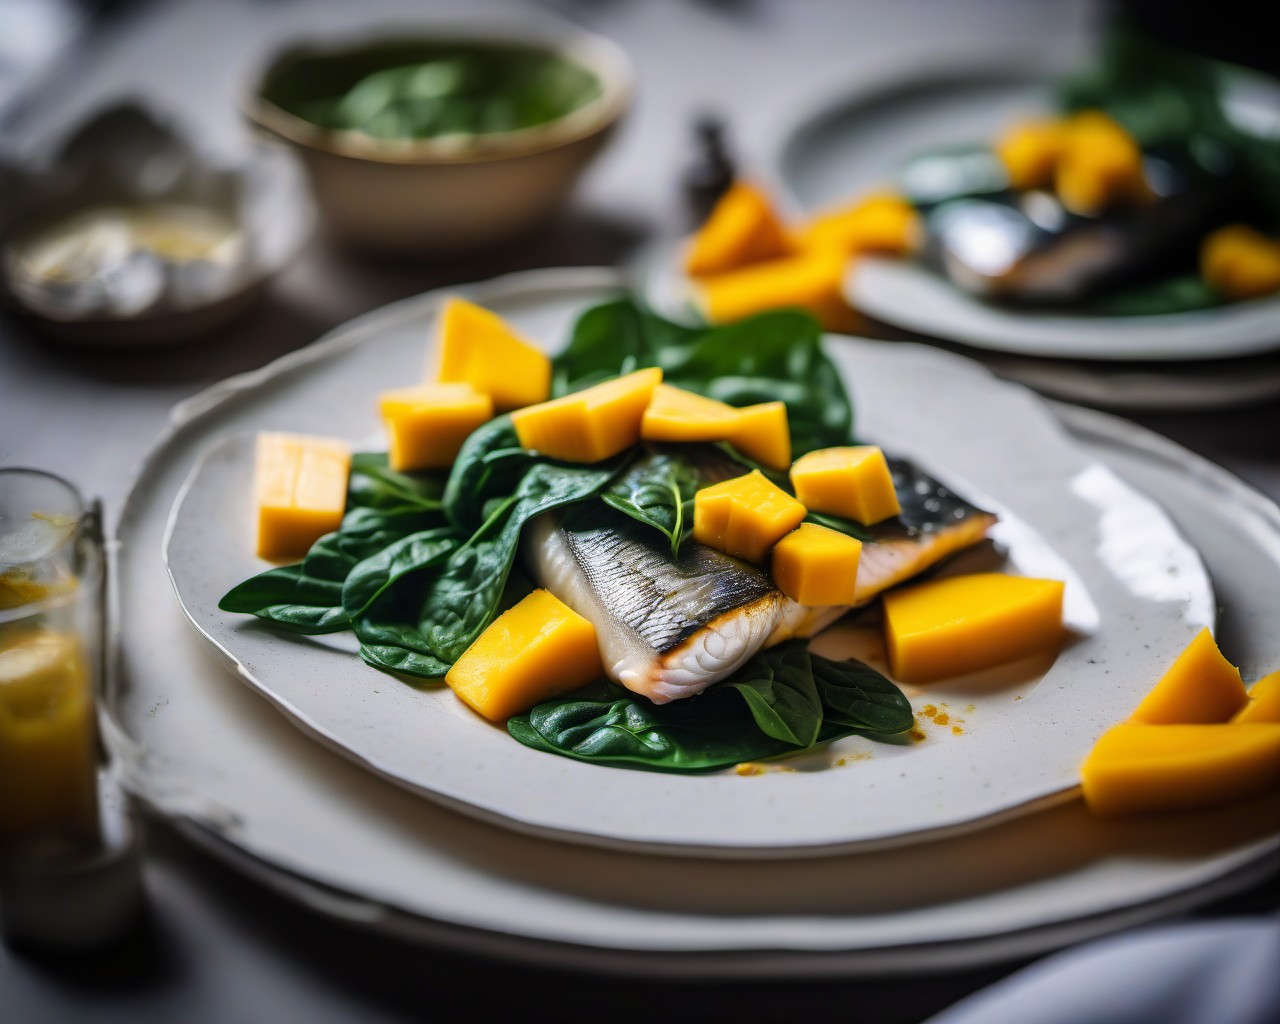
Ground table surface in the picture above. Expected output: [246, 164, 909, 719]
[2, 0, 1277, 1020]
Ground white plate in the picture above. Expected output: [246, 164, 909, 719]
[106, 268, 1280, 976]
[767, 55, 1280, 363]
[157, 268, 1210, 857]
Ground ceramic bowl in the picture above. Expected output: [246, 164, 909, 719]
[242, 23, 633, 255]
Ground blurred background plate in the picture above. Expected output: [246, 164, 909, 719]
[106, 268, 1280, 976]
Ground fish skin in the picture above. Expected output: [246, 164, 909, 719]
[525, 452, 996, 704]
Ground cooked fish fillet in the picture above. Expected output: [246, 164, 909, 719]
[524, 455, 996, 703]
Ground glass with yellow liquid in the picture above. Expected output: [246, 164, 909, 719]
[0, 469, 104, 859]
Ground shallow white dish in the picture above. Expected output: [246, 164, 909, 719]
[106, 267, 1280, 976]
[158, 267, 1210, 857]
[768, 55, 1280, 363]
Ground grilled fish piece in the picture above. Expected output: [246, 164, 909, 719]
[524, 453, 996, 704]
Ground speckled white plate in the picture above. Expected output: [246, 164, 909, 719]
[766, 53, 1280, 364]
[106, 268, 1280, 975]
[157, 267, 1211, 857]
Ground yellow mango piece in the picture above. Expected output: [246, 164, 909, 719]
[640, 384, 740, 443]
[1080, 723, 1280, 816]
[445, 590, 603, 722]
[882, 573, 1065, 683]
[693, 470, 807, 564]
[1055, 110, 1148, 215]
[378, 383, 494, 472]
[729, 401, 791, 471]
[994, 120, 1067, 191]
[790, 446, 900, 526]
[771, 523, 862, 606]
[255, 433, 351, 560]
[696, 248, 857, 332]
[435, 297, 551, 411]
[511, 368, 662, 463]
[1235, 671, 1280, 724]
[684, 181, 794, 277]
[1128, 627, 1247, 724]
[1201, 225, 1280, 301]
[800, 193, 921, 256]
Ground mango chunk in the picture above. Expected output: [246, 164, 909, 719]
[693, 470, 807, 564]
[445, 590, 603, 722]
[435, 297, 551, 411]
[771, 523, 862, 606]
[640, 384, 740, 443]
[684, 181, 794, 277]
[882, 573, 1065, 683]
[1055, 110, 1148, 215]
[696, 249, 856, 332]
[511, 368, 662, 463]
[1201, 225, 1280, 301]
[1128, 628, 1247, 724]
[994, 119, 1066, 191]
[1235, 671, 1280, 724]
[378, 383, 494, 472]
[255, 433, 351, 560]
[1080, 723, 1280, 816]
[729, 401, 791, 471]
[800, 193, 921, 256]
[790, 446, 900, 526]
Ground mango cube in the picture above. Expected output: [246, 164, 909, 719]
[255, 433, 351, 560]
[800, 193, 921, 256]
[684, 181, 794, 277]
[378, 383, 493, 472]
[435, 297, 551, 411]
[640, 384, 741, 443]
[994, 120, 1066, 191]
[1055, 110, 1148, 215]
[1234, 671, 1280, 724]
[882, 573, 1065, 683]
[730, 401, 791, 471]
[696, 248, 856, 332]
[790, 446, 900, 526]
[771, 523, 862, 606]
[445, 590, 603, 722]
[1201, 225, 1280, 301]
[693, 470, 807, 564]
[1127, 628, 1247, 724]
[511, 368, 662, 463]
[1080, 723, 1280, 816]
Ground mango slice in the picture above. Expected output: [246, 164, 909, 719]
[1234, 671, 1280, 724]
[693, 470, 807, 564]
[790, 445, 900, 526]
[800, 193, 921, 256]
[1128, 628, 1247, 724]
[882, 573, 1065, 683]
[640, 384, 741, 443]
[378, 383, 493, 472]
[696, 248, 856, 332]
[771, 523, 862, 606]
[684, 181, 794, 277]
[511, 368, 662, 463]
[255, 433, 351, 560]
[1080, 723, 1280, 816]
[435, 297, 551, 411]
[1055, 110, 1148, 215]
[730, 401, 791, 471]
[994, 119, 1066, 191]
[445, 590, 603, 722]
[1201, 225, 1280, 301]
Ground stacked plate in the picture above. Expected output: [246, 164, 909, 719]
[106, 267, 1280, 978]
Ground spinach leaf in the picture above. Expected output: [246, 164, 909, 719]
[348, 452, 447, 512]
[600, 448, 703, 556]
[509, 644, 913, 773]
[554, 299, 855, 455]
[804, 510, 874, 543]
[341, 527, 462, 620]
[1088, 273, 1223, 316]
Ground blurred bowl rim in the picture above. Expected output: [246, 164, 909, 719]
[241, 19, 634, 166]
